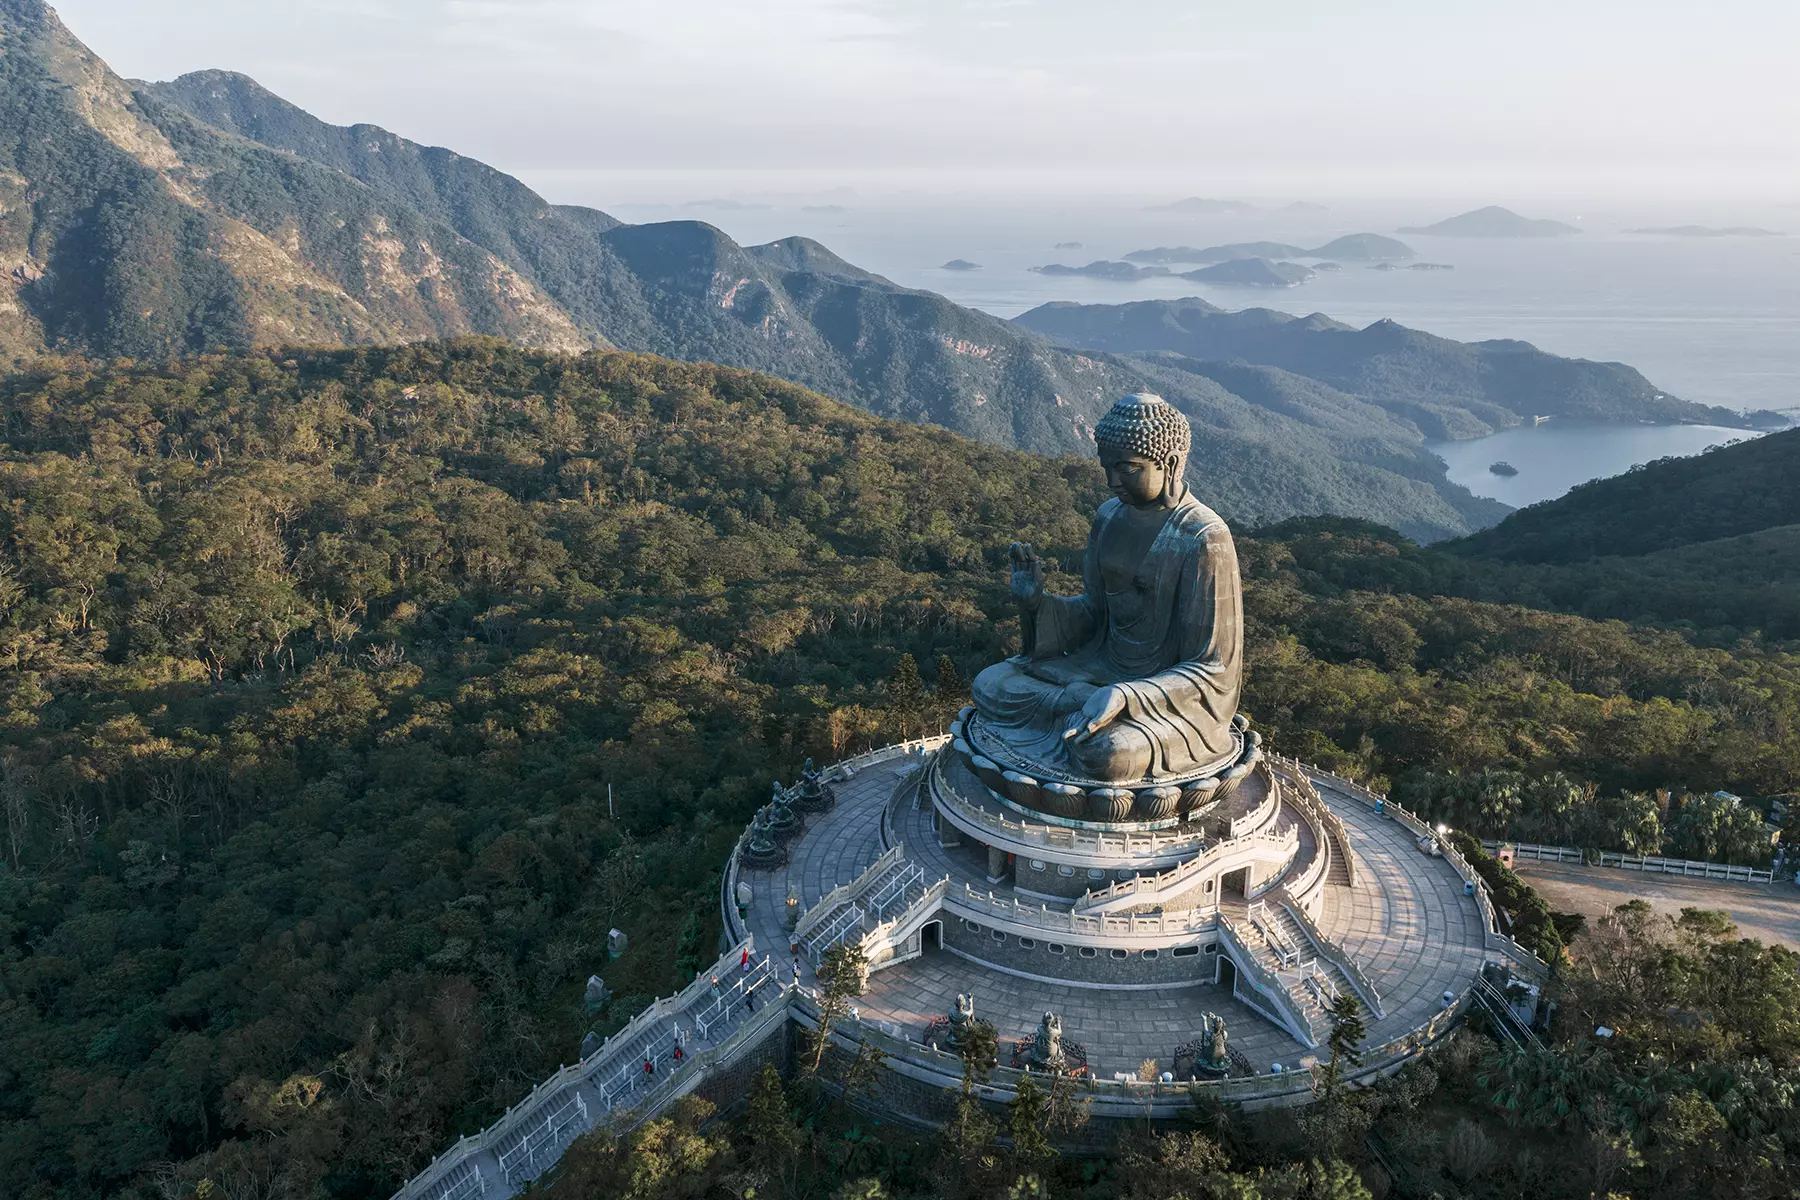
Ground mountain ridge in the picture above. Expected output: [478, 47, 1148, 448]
[1013, 297, 1776, 439]
[0, 0, 1769, 544]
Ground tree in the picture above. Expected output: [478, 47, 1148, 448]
[885, 653, 926, 737]
[805, 943, 869, 1077]
[936, 655, 967, 705]
[1308, 993, 1367, 1155]
[1006, 1072, 1055, 1174]
[743, 1065, 799, 1173]
[1326, 993, 1367, 1070]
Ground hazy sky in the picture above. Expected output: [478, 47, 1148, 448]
[53, 0, 1800, 204]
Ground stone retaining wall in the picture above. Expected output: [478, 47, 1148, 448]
[942, 914, 1223, 987]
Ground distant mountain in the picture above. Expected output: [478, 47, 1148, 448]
[1126, 235, 1412, 263]
[1029, 261, 1170, 280]
[1054, 241, 1084, 249]
[1448, 427, 1800, 564]
[1626, 225, 1784, 237]
[1309, 233, 1415, 260]
[1012, 297, 1776, 441]
[1180, 258, 1314, 287]
[1399, 206, 1581, 237]
[1148, 197, 1258, 214]
[1126, 242, 1307, 264]
[940, 259, 982, 271]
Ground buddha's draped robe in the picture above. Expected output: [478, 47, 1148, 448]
[971, 493, 1242, 783]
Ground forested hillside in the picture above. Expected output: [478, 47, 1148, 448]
[1, 342, 1798, 1197]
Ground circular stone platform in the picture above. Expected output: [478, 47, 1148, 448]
[731, 735, 1505, 1105]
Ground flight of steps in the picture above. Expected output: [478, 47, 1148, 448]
[1235, 901, 1358, 1029]
[1325, 845, 1353, 888]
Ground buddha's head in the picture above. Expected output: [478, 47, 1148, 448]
[1094, 392, 1191, 508]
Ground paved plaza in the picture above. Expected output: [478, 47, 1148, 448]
[741, 748, 1491, 1081]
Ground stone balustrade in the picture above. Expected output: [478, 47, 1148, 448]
[1274, 889, 1385, 1017]
[392, 937, 771, 1200]
[1272, 756, 1358, 888]
[1071, 822, 1299, 915]
[928, 753, 1212, 865]
[1216, 914, 1320, 1046]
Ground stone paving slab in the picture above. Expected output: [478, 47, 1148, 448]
[741, 748, 1489, 1082]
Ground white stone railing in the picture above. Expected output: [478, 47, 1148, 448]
[953, 882, 1220, 941]
[793, 844, 906, 944]
[858, 876, 951, 967]
[1481, 839, 1773, 884]
[1071, 822, 1298, 915]
[1274, 889, 1384, 1017]
[1296, 763, 1549, 978]
[1217, 913, 1319, 1047]
[392, 936, 762, 1200]
[929, 753, 1210, 862]
[795, 981, 1470, 1115]
[1272, 756, 1358, 888]
[1227, 764, 1282, 839]
[830, 736, 949, 779]
[721, 825, 752, 944]
[1265, 814, 1328, 906]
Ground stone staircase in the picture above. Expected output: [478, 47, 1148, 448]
[1236, 901, 1358, 1029]
[1326, 846, 1353, 889]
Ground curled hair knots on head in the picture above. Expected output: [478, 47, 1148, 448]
[1093, 392, 1192, 461]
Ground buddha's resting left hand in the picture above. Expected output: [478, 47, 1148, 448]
[1063, 684, 1128, 742]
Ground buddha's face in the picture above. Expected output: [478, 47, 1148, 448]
[1100, 447, 1180, 507]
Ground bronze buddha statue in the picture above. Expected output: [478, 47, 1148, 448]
[969, 393, 1243, 786]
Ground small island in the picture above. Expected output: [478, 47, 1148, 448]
[1313, 260, 1342, 271]
[1400, 205, 1581, 237]
[1126, 234, 1412, 264]
[1409, 262, 1455, 271]
[939, 259, 982, 271]
[1054, 241, 1084, 249]
[1489, 461, 1520, 477]
[1126, 241, 1305, 264]
[1029, 260, 1171, 281]
[1309, 233, 1415, 260]
[1181, 257, 1314, 287]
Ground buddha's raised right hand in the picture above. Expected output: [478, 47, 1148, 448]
[1008, 541, 1044, 612]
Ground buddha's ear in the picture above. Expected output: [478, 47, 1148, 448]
[1163, 453, 1187, 501]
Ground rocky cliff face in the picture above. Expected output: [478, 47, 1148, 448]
[0, 0, 591, 359]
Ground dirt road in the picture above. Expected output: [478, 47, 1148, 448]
[1517, 860, 1800, 950]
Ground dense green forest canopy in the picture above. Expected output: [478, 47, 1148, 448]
[1, 342, 1798, 1198]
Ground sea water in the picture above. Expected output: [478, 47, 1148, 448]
[1426, 423, 1759, 509]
